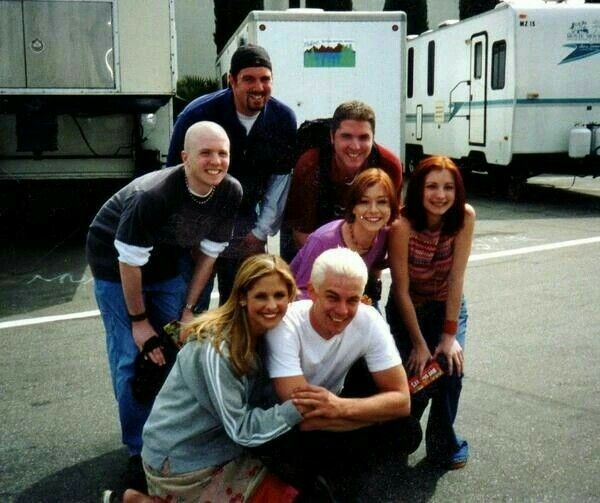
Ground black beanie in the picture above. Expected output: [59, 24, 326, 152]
[230, 44, 272, 75]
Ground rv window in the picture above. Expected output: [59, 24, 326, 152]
[474, 42, 483, 79]
[427, 41, 435, 96]
[491, 40, 506, 90]
[407, 48, 414, 98]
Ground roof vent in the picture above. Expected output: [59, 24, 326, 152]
[438, 19, 459, 28]
[286, 8, 324, 12]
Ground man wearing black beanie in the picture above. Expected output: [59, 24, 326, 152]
[166, 44, 297, 309]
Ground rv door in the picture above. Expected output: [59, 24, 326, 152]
[469, 32, 488, 146]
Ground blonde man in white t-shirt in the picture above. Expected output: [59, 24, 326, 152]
[259, 248, 421, 500]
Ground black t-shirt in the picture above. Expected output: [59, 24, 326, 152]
[86, 165, 243, 283]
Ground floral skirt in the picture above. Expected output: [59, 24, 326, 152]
[144, 454, 267, 503]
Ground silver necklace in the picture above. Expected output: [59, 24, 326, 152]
[343, 170, 360, 186]
[184, 174, 215, 205]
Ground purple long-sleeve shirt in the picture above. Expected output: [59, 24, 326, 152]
[290, 219, 388, 299]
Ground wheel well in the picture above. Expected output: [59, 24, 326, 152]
[404, 145, 423, 176]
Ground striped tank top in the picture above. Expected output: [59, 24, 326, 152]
[408, 227, 455, 305]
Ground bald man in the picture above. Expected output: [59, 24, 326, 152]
[86, 121, 242, 490]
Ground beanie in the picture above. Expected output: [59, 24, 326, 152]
[230, 44, 272, 75]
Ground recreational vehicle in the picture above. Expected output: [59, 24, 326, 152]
[217, 10, 407, 160]
[0, 0, 176, 180]
[405, 1, 600, 190]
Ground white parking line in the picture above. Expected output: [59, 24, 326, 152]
[3, 236, 600, 330]
[0, 309, 101, 330]
[467, 236, 600, 262]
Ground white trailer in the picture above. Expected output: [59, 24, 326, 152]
[405, 0, 600, 186]
[0, 0, 177, 180]
[216, 9, 406, 161]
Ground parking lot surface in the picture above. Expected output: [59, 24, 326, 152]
[1, 175, 599, 502]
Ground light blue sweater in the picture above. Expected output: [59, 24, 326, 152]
[141, 337, 302, 475]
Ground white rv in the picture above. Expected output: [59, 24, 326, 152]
[217, 9, 406, 160]
[405, 1, 600, 186]
[0, 0, 176, 180]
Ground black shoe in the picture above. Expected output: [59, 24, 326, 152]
[400, 415, 424, 455]
[296, 475, 337, 503]
[120, 455, 147, 493]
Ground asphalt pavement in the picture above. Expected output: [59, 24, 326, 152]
[1, 175, 599, 502]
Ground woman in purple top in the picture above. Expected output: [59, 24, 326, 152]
[290, 168, 399, 301]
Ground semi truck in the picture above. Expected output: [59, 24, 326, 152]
[0, 0, 176, 180]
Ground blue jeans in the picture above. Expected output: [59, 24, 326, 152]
[386, 296, 469, 463]
[279, 223, 298, 264]
[180, 255, 239, 313]
[94, 274, 187, 455]
[194, 255, 245, 312]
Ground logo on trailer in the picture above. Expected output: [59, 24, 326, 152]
[560, 20, 600, 64]
[304, 39, 356, 68]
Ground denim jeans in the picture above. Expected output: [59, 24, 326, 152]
[191, 257, 240, 313]
[279, 223, 298, 264]
[385, 296, 469, 463]
[194, 255, 246, 312]
[94, 274, 187, 455]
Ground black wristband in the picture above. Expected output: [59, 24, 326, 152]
[128, 311, 147, 322]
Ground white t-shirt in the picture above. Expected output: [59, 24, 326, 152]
[265, 300, 402, 395]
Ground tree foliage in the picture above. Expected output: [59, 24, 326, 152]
[213, 0, 263, 54]
[174, 76, 220, 118]
[383, 0, 428, 36]
[459, 0, 499, 20]
[306, 0, 353, 10]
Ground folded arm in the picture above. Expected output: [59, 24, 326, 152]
[273, 365, 410, 432]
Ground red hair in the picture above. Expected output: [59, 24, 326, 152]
[344, 168, 399, 224]
[401, 156, 466, 234]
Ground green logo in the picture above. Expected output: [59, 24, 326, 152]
[304, 43, 356, 68]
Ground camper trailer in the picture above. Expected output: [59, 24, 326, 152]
[405, 1, 600, 188]
[0, 0, 176, 180]
[217, 9, 406, 160]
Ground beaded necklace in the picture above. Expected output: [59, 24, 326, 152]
[347, 221, 376, 255]
[184, 174, 215, 205]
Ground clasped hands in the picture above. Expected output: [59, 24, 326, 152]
[291, 384, 350, 431]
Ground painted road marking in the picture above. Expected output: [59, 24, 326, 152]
[467, 236, 600, 262]
[0, 310, 101, 329]
[2, 236, 600, 331]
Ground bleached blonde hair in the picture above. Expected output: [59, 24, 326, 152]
[310, 248, 368, 293]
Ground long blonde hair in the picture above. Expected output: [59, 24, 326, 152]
[182, 254, 297, 376]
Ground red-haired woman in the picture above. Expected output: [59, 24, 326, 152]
[290, 167, 399, 302]
[386, 156, 475, 470]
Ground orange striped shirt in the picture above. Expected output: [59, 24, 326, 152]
[408, 228, 455, 305]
